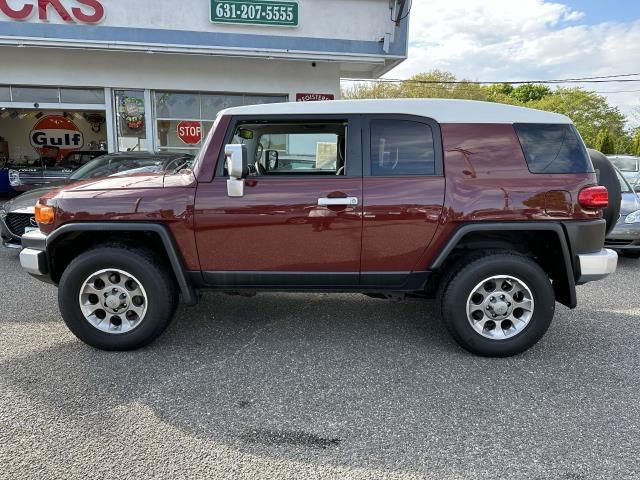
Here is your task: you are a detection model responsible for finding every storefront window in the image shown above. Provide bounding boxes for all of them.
[156,92,201,119]
[115,90,147,152]
[12,87,59,103]
[60,88,104,104]
[201,94,244,119]
[0,86,9,102]
[155,91,287,155]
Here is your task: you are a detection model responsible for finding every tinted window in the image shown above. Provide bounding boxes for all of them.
[514,124,593,173]
[370,120,435,176]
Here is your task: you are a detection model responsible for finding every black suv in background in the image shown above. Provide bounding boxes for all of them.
[8,150,107,192]
[1,152,193,248]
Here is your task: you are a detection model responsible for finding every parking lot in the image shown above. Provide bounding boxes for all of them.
[1,242,639,479]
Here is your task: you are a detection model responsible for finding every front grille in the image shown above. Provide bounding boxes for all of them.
[605,239,634,247]
[5,213,34,237]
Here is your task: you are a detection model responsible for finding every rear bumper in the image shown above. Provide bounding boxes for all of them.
[577,248,618,283]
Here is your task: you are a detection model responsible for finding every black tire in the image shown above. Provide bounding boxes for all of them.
[588,149,621,236]
[58,246,178,351]
[621,250,640,259]
[438,252,555,357]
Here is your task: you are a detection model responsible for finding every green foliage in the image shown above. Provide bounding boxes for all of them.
[341,70,633,152]
[632,129,640,156]
[594,129,615,154]
[510,84,552,103]
[526,88,627,148]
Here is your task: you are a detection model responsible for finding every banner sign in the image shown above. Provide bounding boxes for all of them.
[211,0,298,27]
[296,93,335,102]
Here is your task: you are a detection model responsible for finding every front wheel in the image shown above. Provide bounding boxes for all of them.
[58,246,178,351]
[438,253,555,357]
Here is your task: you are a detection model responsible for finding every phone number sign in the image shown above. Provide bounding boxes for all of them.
[211,0,298,27]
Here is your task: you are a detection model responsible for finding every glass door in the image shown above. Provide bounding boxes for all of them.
[114,90,148,152]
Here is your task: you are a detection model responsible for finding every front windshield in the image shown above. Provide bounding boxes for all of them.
[610,157,639,172]
[616,168,633,193]
[69,155,164,180]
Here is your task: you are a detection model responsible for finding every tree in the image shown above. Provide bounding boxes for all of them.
[529,88,627,148]
[632,128,640,156]
[342,70,485,100]
[510,84,552,103]
[594,129,615,154]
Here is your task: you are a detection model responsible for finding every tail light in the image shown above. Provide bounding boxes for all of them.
[35,202,55,225]
[578,186,608,210]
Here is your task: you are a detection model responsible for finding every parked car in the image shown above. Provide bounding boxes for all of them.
[0,158,15,196]
[7,150,107,192]
[1,152,193,248]
[605,166,640,258]
[608,155,640,183]
[19,99,618,356]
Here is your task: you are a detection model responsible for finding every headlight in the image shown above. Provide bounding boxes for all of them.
[8,169,20,187]
[625,210,640,224]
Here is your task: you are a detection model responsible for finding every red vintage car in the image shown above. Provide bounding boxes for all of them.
[19,99,618,356]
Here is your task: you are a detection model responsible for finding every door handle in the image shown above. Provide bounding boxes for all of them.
[318,197,359,207]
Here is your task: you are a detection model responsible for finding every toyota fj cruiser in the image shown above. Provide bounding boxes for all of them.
[19,99,619,356]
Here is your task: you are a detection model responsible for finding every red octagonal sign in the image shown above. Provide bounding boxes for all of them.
[177,121,202,145]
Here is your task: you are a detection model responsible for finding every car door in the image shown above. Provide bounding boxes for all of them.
[360,115,445,286]
[194,115,363,287]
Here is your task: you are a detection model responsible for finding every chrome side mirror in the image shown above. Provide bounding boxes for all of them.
[225,144,248,197]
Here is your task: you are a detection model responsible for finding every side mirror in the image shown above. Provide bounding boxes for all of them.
[265,150,279,171]
[225,144,248,197]
[634,185,640,193]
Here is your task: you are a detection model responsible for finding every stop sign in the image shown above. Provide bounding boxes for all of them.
[177,121,202,145]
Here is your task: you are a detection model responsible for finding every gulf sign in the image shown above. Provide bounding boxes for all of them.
[0,1,105,23]
[177,121,202,145]
[30,115,84,159]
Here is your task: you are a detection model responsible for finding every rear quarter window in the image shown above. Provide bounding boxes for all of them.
[514,123,594,174]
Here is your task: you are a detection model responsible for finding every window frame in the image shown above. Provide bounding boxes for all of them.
[214,114,363,180]
[362,115,443,177]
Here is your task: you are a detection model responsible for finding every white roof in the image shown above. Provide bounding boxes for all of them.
[221,99,572,124]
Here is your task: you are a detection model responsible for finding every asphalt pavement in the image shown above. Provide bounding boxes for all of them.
[1,244,639,479]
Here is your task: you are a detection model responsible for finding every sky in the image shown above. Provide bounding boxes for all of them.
[389,0,640,126]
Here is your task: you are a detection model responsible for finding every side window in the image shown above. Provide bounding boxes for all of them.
[514,123,594,174]
[370,120,436,176]
[230,121,347,176]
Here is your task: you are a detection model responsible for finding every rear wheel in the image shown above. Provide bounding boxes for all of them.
[438,252,555,357]
[58,246,178,350]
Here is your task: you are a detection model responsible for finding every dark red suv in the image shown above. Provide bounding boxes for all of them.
[19,99,618,356]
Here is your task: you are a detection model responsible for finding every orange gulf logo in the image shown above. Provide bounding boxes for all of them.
[30,115,84,160]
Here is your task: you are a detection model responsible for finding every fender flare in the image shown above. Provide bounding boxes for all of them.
[26,222,197,305]
[429,222,577,308]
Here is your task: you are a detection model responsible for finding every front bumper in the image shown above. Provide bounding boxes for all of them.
[605,222,640,251]
[20,248,48,275]
[577,248,618,283]
[19,229,49,277]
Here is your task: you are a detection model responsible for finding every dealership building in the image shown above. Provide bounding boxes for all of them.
[0,0,408,163]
